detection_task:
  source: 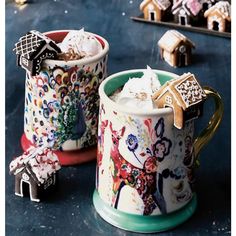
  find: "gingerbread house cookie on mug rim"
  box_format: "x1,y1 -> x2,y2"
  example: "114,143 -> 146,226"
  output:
13,30 -> 61,76
152,72 -> 207,129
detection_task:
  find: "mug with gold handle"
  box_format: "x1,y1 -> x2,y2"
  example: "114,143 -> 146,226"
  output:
93,70 -> 224,233
193,86 -> 224,166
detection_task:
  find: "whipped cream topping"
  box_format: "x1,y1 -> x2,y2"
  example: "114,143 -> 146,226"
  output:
110,66 -> 161,110
58,28 -> 103,59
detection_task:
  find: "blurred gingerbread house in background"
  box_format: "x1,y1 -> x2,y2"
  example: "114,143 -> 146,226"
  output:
172,0 -> 202,26
204,1 -> 231,32
137,0 -> 231,36
152,73 -> 207,129
158,30 -> 195,67
140,0 -> 172,22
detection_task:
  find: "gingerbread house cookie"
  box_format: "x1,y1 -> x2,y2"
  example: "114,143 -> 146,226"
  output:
204,1 -> 231,32
140,0 -> 172,22
152,73 -> 207,129
172,0 -> 202,26
9,147 -> 61,202
158,30 -> 195,67
13,30 -> 61,76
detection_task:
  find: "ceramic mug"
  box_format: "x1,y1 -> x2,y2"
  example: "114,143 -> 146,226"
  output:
93,69 -> 223,233
23,30 -> 109,153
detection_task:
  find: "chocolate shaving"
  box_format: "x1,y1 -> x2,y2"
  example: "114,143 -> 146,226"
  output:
135,92 -> 148,101
57,48 -> 84,61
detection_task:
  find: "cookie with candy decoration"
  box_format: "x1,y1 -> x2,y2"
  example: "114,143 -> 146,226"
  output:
9,146 -> 61,202
13,30 -> 61,76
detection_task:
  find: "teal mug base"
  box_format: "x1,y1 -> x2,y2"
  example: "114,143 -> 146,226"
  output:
93,190 -> 197,233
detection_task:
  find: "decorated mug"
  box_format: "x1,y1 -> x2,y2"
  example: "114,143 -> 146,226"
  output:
93,69 -> 223,233
21,30 -> 109,165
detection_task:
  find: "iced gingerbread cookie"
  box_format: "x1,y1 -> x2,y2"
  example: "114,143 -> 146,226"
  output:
9,147 -> 61,202
158,30 -> 195,67
152,72 -> 206,129
204,1 -> 231,33
13,30 -> 61,76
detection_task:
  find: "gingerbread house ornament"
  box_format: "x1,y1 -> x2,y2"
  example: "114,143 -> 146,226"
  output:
204,1 -> 231,32
140,0 -> 172,22
158,30 -> 195,67
152,73 -> 207,129
172,0 -> 202,26
13,30 -> 61,76
9,147 -> 61,202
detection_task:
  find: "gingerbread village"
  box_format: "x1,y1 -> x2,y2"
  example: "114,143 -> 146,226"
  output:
138,0 -> 231,35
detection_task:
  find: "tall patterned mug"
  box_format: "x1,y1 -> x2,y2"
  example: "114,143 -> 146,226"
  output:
22,30 -> 109,165
93,69 -> 223,233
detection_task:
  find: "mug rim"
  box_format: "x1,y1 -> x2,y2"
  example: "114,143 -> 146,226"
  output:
99,69 -> 179,116
42,29 -> 109,66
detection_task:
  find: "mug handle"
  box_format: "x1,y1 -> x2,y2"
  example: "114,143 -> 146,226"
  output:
193,86 -> 224,165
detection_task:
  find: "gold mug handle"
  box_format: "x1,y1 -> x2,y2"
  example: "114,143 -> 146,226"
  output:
193,86 -> 224,164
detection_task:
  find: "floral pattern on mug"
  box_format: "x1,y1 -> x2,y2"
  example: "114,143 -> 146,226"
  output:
97,110 -> 196,215
126,134 -> 138,152
106,118 -> 174,215
24,56 -> 107,150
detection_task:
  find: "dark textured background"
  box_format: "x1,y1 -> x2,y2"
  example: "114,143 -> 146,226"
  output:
6,0 -> 231,235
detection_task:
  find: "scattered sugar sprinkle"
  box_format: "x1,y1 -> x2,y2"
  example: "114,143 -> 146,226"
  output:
40,225 -> 46,228
122,12 -> 126,16
14,10 -> 17,14
64,10 -> 68,14
83,220 -> 89,226
72,212 -> 75,216
212,221 -> 216,225
129,0 -> 133,3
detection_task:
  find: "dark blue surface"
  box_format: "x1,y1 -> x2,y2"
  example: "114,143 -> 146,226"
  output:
6,0 -> 231,235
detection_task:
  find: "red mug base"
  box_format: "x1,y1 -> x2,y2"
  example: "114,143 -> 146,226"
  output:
20,133 -> 97,166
